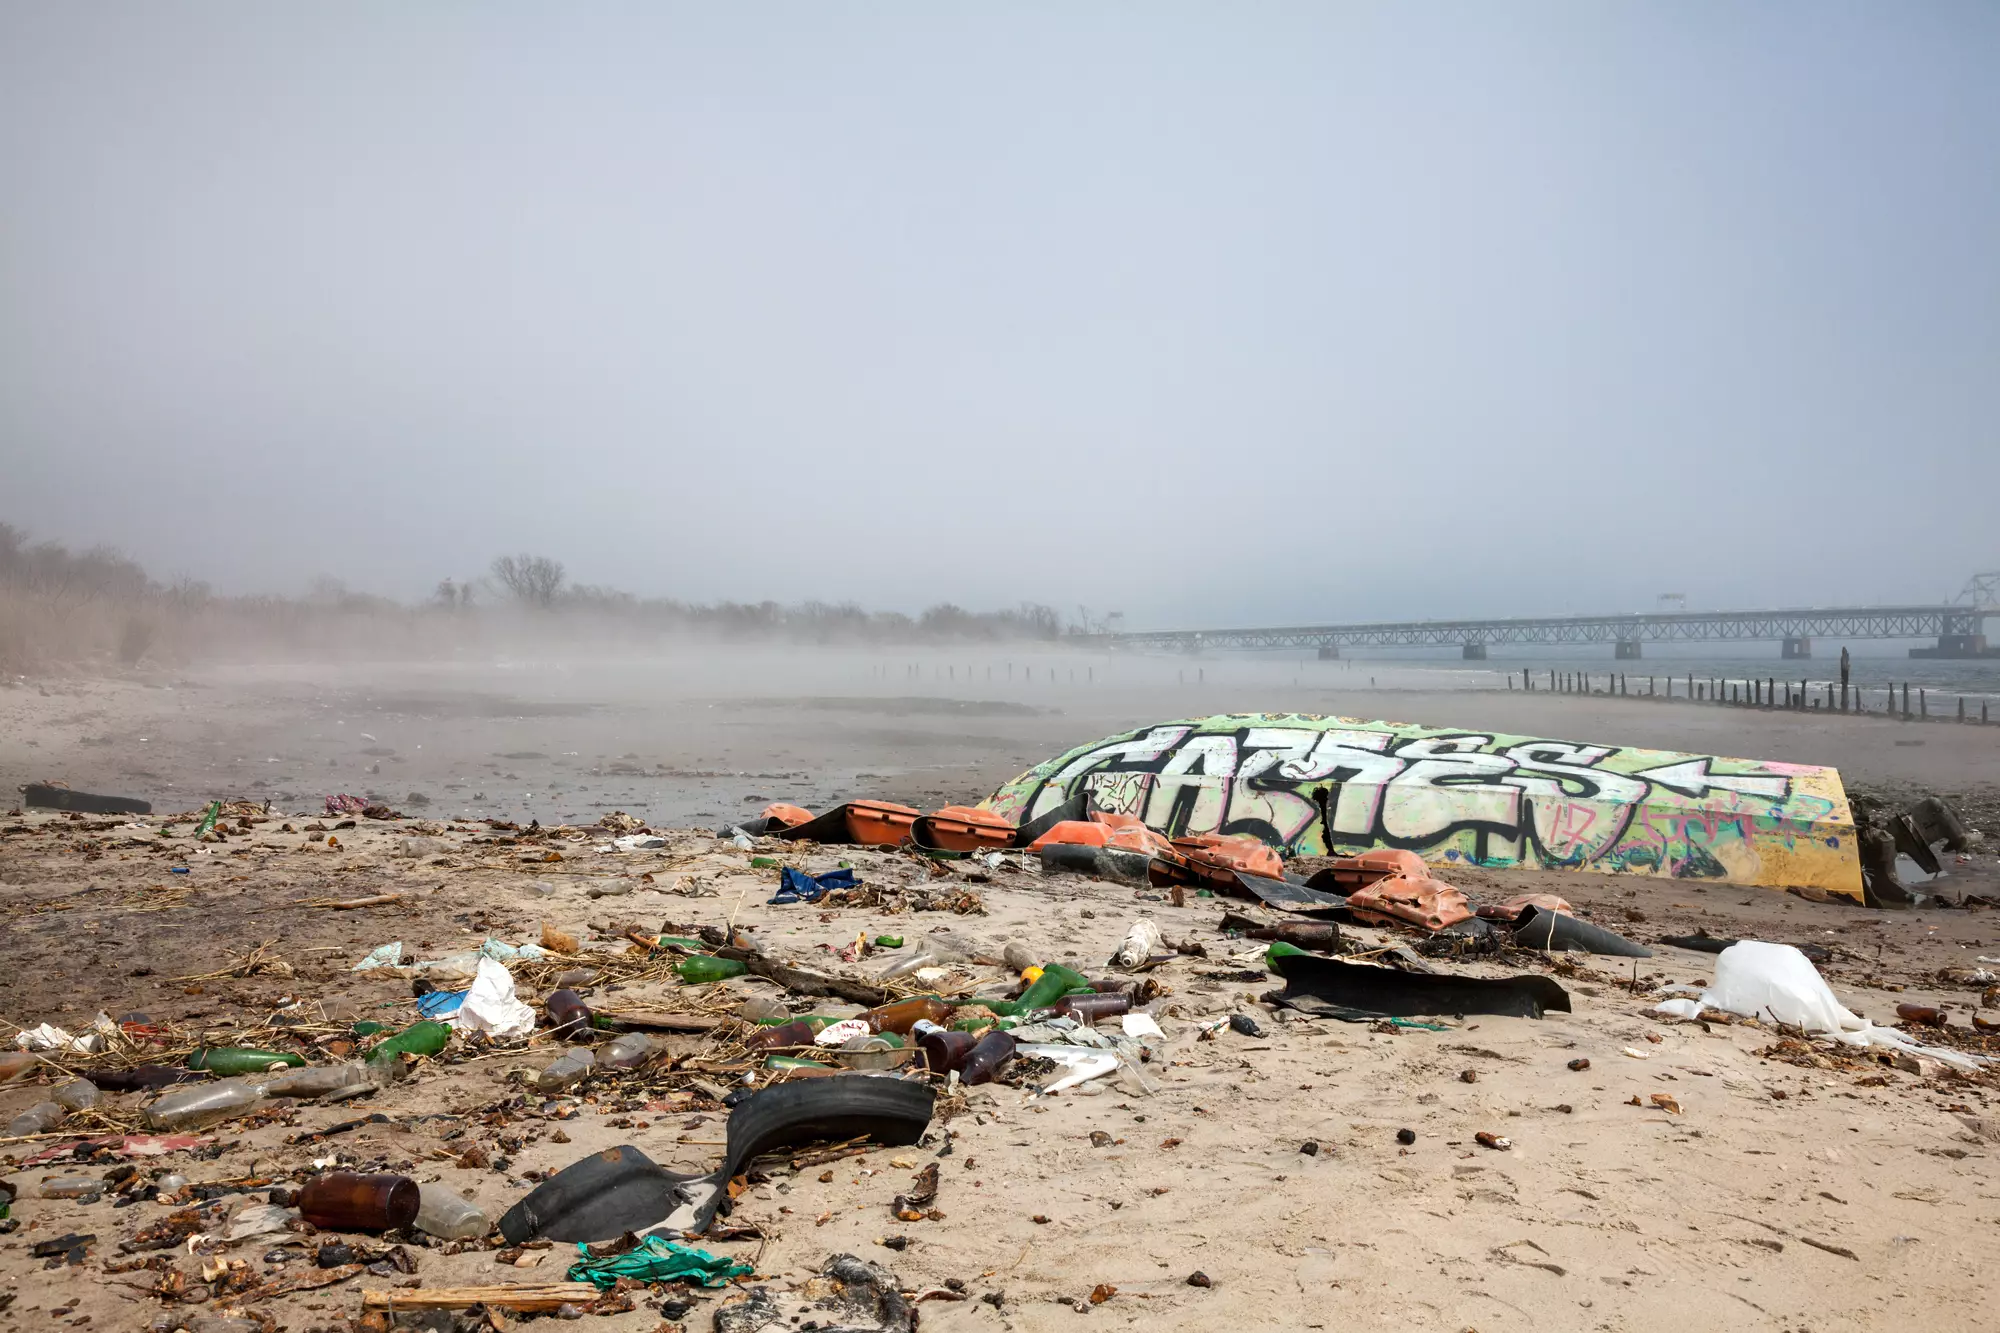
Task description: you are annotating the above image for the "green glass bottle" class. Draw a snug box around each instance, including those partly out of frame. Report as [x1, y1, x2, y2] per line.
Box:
[1265, 941, 1308, 971]
[676, 955, 748, 983]
[366, 1020, 452, 1066]
[186, 1047, 305, 1076]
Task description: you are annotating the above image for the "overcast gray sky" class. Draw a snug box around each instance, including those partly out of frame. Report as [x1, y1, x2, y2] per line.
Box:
[3, 4, 1995, 627]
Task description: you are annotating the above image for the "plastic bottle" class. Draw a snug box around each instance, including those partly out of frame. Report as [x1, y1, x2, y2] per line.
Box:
[0, 1050, 42, 1084]
[52, 1080, 102, 1112]
[366, 1021, 452, 1067]
[676, 955, 747, 984]
[6, 1102, 64, 1137]
[413, 1183, 490, 1239]
[545, 989, 594, 1040]
[145, 1072, 276, 1128]
[960, 1031, 1017, 1086]
[1054, 993, 1132, 1024]
[597, 1032, 656, 1069]
[261, 1064, 376, 1098]
[535, 1047, 595, 1091]
[297, 1172, 420, 1232]
[918, 1029, 977, 1074]
[747, 1019, 820, 1051]
[878, 947, 946, 981]
[1002, 942, 1040, 973]
[40, 1176, 102, 1201]
[187, 1047, 306, 1076]
[858, 997, 952, 1035]
[143, 1077, 268, 1131]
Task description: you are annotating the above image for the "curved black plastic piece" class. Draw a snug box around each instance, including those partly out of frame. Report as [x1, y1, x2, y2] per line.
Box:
[1271, 950, 1570, 1020]
[24, 783, 151, 815]
[771, 804, 861, 844]
[1038, 843, 1152, 886]
[1657, 932, 1832, 964]
[1511, 907, 1652, 958]
[499, 1076, 935, 1244]
[1223, 869, 1347, 915]
[1009, 791, 1091, 849]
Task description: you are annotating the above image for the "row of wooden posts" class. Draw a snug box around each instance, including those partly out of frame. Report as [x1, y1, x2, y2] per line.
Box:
[1511, 669, 1990, 723]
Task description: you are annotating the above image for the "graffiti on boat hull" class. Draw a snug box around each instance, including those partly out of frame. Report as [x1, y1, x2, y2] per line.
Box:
[982, 714, 1858, 897]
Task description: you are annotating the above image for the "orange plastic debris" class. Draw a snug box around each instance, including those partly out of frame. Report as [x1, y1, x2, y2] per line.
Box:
[1344, 872, 1473, 932]
[1027, 819, 1175, 858]
[760, 803, 813, 830]
[1312, 847, 1430, 893]
[1170, 833, 1285, 883]
[914, 805, 1017, 853]
[842, 800, 920, 847]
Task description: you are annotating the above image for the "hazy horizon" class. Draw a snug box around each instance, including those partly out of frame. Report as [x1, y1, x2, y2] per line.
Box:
[4, 4, 1996, 629]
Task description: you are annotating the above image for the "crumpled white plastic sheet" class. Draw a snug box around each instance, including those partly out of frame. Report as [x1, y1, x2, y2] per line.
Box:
[1655, 941, 1988, 1072]
[450, 957, 537, 1041]
[1015, 1042, 1121, 1094]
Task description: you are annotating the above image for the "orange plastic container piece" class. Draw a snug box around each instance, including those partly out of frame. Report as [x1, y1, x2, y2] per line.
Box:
[1171, 833, 1285, 882]
[914, 805, 1017, 852]
[1314, 847, 1430, 892]
[1028, 819, 1175, 858]
[761, 803, 813, 830]
[842, 800, 919, 847]
[1089, 811, 1148, 832]
[1345, 873, 1473, 932]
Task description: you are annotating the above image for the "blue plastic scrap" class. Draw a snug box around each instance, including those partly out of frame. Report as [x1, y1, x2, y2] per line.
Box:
[769, 866, 861, 905]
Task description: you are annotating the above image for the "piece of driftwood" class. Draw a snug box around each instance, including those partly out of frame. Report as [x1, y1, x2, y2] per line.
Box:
[360, 1283, 599, 1312]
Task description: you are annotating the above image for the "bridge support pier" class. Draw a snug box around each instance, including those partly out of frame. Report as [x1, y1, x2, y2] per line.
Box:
[1910, 634, 1992, 659]
[1614, 640, 1642, 660]
[1316, 644, 1341, 660]
[1782, 637, 1812, 660]
[1461, 643, 1487, 660]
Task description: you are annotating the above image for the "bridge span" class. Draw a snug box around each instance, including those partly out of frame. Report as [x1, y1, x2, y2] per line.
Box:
[1108, 604, 1994, 660]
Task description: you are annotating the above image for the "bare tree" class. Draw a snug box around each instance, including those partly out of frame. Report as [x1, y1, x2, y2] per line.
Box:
[490, 553, 566, 608]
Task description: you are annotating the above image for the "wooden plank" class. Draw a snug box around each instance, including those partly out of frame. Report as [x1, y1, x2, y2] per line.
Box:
[361, 1283, 599, 1312]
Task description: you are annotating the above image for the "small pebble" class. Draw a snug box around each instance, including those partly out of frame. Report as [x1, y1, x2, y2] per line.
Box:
[1396, 1128, 1416, 1145]
[1186, 1271, 1212, 1288]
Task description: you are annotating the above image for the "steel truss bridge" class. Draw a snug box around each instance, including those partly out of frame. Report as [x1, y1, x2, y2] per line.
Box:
[1107, 604, 1992, 660]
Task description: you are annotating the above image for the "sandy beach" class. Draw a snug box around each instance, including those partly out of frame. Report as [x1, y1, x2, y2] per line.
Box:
[3, 654, 1999, 1332]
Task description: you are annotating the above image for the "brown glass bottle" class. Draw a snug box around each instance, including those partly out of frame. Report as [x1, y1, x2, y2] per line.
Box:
[545, 990, 594, 1041]
[747, 1019, 820, 1051]
[960, 1032, 1017, 1086]
[1054, 993, 1131, 1024]
[918, 1029, 978, 1073]
[298, 1173, 420, 1232]
[859, 998, 953, 1035]
[1896, 1003, 1946, 1027]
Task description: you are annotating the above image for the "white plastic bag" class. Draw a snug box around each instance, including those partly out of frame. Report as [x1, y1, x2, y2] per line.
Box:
[450, 958, 537, 1041]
